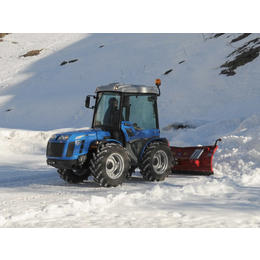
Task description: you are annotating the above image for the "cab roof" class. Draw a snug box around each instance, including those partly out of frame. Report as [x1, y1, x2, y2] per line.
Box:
[95, 83, 158, 94]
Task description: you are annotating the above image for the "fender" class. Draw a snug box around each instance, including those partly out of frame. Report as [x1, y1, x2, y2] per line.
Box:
[139, 137, 169, 162]
[104, 139, 123, 145]
[97, 138, 123, 151]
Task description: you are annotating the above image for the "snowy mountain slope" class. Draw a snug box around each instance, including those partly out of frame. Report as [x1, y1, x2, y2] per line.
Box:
[1, 33, 260, 130]
[1, 33, 260, 229]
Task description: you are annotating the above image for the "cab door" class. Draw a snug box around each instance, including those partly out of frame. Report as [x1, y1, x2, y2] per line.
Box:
[120, 94, 159, 165]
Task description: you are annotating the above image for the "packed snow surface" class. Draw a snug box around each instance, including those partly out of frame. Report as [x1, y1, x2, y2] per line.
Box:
[1, 33, 260, 228]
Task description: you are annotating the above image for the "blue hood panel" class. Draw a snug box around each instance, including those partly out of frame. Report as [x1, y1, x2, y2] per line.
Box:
[47, 128, 111, 160]
[56, 128, 111, 140]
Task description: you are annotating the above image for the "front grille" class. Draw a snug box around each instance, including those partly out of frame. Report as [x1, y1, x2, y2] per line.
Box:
[66, 142, 75, 157]
[47, 142, 65, 157]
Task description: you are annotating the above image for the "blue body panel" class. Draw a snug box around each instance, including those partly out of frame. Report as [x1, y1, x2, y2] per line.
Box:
[46, 123, 165, 168]
[121, 121, 160, 143]
[46, 128, 111, 161]
[121, 121, 165, 163]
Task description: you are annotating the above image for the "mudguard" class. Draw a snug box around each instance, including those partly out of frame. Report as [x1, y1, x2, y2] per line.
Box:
[170, 139, 221, 175]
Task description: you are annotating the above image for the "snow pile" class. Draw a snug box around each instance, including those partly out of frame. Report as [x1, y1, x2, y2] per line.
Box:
[214, 113, 260, 186]
[1, 33, 260, 228]
[0, 179, 243, 228]
[0, 128, 51, 155]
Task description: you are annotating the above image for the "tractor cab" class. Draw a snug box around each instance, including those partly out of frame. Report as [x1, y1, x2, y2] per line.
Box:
[86, 82, 163, 166]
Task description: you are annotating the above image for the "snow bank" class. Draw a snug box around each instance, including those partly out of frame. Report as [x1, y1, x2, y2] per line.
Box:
[0, 128, 51, 155]
[214, 114, 260, 186]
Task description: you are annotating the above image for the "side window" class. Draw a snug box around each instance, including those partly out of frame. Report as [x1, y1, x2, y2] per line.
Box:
[125, 94, 157, 130]
[93, 93, 120, 126]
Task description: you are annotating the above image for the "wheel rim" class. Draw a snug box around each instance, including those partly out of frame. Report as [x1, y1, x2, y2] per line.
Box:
[152, 150, 168, 174]
[106, 153, 124, 179]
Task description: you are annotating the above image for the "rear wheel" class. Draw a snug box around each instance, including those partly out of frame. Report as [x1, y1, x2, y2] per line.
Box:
[58, 168, 91, 183]
[90, 143, 130, 187]
[140, 142, 172, 181]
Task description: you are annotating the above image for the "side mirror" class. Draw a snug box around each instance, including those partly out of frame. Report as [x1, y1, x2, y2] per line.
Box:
[85, 95, 95, 109]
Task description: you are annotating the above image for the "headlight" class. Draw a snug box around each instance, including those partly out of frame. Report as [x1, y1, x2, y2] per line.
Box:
[49, 134, 58, 140]
[75, 140, 81, 145]
[78, 155, 87, 163]
[57, 135, 71, 141]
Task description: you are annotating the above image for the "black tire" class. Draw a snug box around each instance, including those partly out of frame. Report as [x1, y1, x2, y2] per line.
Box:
[90, 143, 130, 187]
[58, 168, 91, 183]
[140, 142, 172, 181]
[127, 166, 136, 178]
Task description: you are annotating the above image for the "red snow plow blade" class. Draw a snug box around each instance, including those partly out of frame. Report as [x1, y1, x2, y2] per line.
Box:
[170, 139, 221, 175]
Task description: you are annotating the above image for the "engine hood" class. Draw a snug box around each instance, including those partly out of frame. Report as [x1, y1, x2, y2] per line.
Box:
[51, 128, 111, 141]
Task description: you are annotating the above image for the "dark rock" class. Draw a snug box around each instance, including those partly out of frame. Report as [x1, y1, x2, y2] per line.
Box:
[60, 61, 67, 66]
[164, 69, 173, 75]
[20, 49, 44, 57]
[68, 59, 78, 63]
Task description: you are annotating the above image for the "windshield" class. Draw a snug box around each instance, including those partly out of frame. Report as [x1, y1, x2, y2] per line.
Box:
[93, 92, 121, 127]
[93, 92, 158, 131]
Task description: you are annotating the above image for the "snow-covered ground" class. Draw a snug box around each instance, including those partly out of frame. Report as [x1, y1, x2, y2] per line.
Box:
[1, 33, 260, 234]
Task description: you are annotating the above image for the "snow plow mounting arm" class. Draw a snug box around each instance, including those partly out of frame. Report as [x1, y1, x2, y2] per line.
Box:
[214, 138, 222, 147]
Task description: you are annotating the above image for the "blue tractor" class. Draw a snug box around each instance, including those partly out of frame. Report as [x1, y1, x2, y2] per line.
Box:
[46, 79, 173, 187]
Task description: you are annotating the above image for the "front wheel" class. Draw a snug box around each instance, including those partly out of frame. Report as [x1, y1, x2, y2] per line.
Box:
[140, 142, 172, 181]
[58, 168, 91, 183]
[90, 143, 130, 187]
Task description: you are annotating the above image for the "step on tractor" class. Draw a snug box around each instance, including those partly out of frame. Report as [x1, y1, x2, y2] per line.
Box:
[46, 79, 220, 187]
